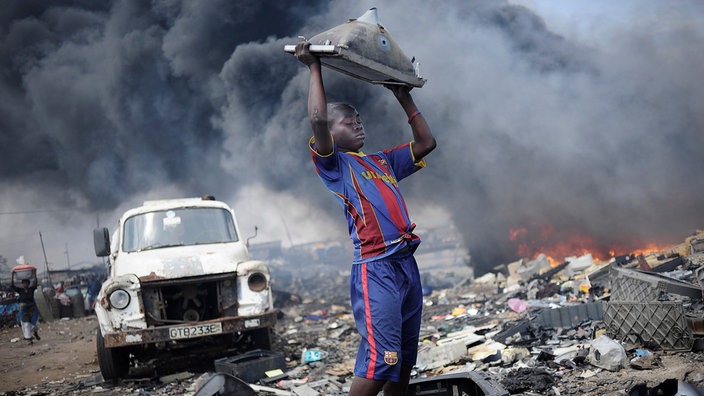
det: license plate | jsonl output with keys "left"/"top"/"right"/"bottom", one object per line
{"left": 169, "top": 322, "right": 223, "bottom": 340}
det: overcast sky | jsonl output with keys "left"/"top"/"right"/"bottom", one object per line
{"left": 1, "top": 0, "right": 702, "bottom": 274}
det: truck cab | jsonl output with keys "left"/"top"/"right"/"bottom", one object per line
{"left": 93, "top": 196, "right": 276, "bottom": 380}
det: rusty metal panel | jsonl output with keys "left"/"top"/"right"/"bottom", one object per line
{"left": 603, "top": 301, "right": 694, "bottom": 351}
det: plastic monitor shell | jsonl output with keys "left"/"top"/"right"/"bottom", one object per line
{"left": 283, "top": 8, "right": 425, "bottom": 88}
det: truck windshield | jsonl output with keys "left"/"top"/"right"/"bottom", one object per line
{"left": 122, "top": 207, "right": 238, "bottom": 252}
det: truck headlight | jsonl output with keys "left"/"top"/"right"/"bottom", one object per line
{"left": 247, "top": 272, "right": 268, "bottom": 292}
{"left": 109, "top": 289, "right": 131, "bottom": 309}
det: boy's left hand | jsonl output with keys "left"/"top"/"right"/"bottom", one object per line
{"left": 384, "top": 83, "right": 412, "bottom": 100}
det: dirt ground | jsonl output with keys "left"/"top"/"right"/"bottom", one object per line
{"left": 0, "top": 315, "right": 100, "bottom": 394}
{"left": 1, "top": 312, "right": 704, "bottom": 395}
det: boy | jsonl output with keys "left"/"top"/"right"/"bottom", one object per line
{"left": 294, "top": 42, "right": 436, "bottom": 395}
{"left": 14, "top": 278, "right": 40, "bottom": 344}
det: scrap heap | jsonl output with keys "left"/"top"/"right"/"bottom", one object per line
{"left": 237, "top": 232, "right": 704, "bottom": 395}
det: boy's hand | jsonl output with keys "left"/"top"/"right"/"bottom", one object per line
{"left": 385, "top": 83, "right": 414, "bottom": 107}
{"left": 384, "top": 83, "right": 412, "bottom": 101}
{"left": 294, "top": 42, "right": 320, "bottom": 67}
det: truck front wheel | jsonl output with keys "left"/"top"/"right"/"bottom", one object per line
{"left": 96, "top": 328, "right": 130, "bottom": 381}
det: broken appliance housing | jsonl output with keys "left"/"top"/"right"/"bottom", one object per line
{"left": 285, "top": 8, "right": 425, "bottom": 87}
{"left": 408, "top": 371, "right": 509, "bottom": 396}
{"left": 602, "top": 266, "right": 703, "bottom": 351}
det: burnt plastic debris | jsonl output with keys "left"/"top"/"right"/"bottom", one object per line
{"left": 213, "top": 349, "right": 286, "bottom": 384}
{"left": 609, "top": 266, "right": 702, "bottom": 300}
{"left": 500, "top": 367, "right": 555, "bottom": 394}
{"left": 285, "top": 8, "right": 425, "bottom": 87}
{"left": 193, "top": 372, "right": 256, "bottom": 396}
{"left": 408, "top": 371, "right": 509, "bottom": 396}
{"left": 603, "top": 266, "right": 702, "bottom": 351}
{"left": 493, "top": 302, "right": 604, "bottom": 344}
{"left": 604, "top": 301, "right": 696, "bottom": 351}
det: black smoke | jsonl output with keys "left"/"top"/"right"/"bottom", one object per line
{"left": 0, "top": 0, "right": 322, "bottom": 209}
{"left": 2, "top": 1, "right": 704, "bottom": 273}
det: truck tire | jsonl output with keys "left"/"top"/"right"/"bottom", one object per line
{"left": 96, "top": 328, "right": 130, "bottom": 381}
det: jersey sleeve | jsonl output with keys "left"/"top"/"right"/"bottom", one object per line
{"left": 384, "top": 142, "right": 426, "bottom": 182}
{"left": 309, "top": 136, "right": 341, "bottom": 182}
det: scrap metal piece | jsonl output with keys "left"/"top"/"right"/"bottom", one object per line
{"left": 603, "top": 301, "right": 695, "bottom": 351}
{"left": 284, "top": 8, "right": 425, "bottom": 87}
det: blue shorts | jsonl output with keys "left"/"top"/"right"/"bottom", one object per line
{"left": 350, "top": 250, "right": 423, "bottom": 382}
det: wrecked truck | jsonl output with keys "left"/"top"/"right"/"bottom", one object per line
{"left": 92, "top": 196, "right": 276, "bottom": 380}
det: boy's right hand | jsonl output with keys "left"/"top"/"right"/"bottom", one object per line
{"left": 294, "top": 42, "right": 320, "bottom": 67}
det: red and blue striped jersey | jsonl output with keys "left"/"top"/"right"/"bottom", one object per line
{"left": 309, "top": 137, "right": 426, "bottom": 264}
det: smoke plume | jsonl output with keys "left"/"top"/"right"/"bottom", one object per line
{"left": 1, "top": 1, "right": 703, "bottom": 273}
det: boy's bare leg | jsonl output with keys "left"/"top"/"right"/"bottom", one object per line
{"left": 349, "top": 376, "right": 384, "bottom": 396}
{"left": 349, "top": 365, "right": 413, "bottom": 396}
{"left": 382, "top": 365, "right": 413, "bottom": 395}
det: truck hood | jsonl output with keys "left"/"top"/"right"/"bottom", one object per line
{"left": 112, "top": 243, "right": 248, "bottom": 279}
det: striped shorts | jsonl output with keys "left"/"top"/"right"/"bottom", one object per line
{"left": 350, "top": 250, "right": 423, "bottom": 381}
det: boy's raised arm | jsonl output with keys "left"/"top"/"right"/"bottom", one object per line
{"left": 295, "top": 42, "right": 333, "bottom": 156}
{"left": 387, "top": 85, "right": 436, "bottom": 161}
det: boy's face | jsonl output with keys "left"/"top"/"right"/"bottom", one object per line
{"left": 330, "top": 108, "right": 365, "bottom": 152}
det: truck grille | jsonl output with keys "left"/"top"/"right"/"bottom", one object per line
{"left": 141, "top": 274, "right": 238, "bottom": 325}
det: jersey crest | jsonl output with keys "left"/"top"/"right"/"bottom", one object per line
{"left": 384, "top": 350, "right": 398, "bottom": 365}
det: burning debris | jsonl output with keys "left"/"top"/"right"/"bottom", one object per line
{"left": 2, "top": 231, "right": 704, "bottom": 395}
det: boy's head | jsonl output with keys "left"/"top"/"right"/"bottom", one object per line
{"left": 327, "top": 103, "right": 365, "bottom": 152}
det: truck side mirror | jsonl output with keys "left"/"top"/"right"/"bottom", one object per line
{"left": 246, "top": 225, "right": 258, "bottom": 248}
{"left": 94, "top": 227, "right": 111, "bottom": 257}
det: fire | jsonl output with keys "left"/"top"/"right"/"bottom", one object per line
{"left": 616, "top": 242, "right": 669, "bottom": 258}
{"left": 508, "top": 223, "right": 674, "bottom": 265}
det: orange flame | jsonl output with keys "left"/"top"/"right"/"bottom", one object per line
{"left": 508, "top": 223, "right": 674, "bottom": 265}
